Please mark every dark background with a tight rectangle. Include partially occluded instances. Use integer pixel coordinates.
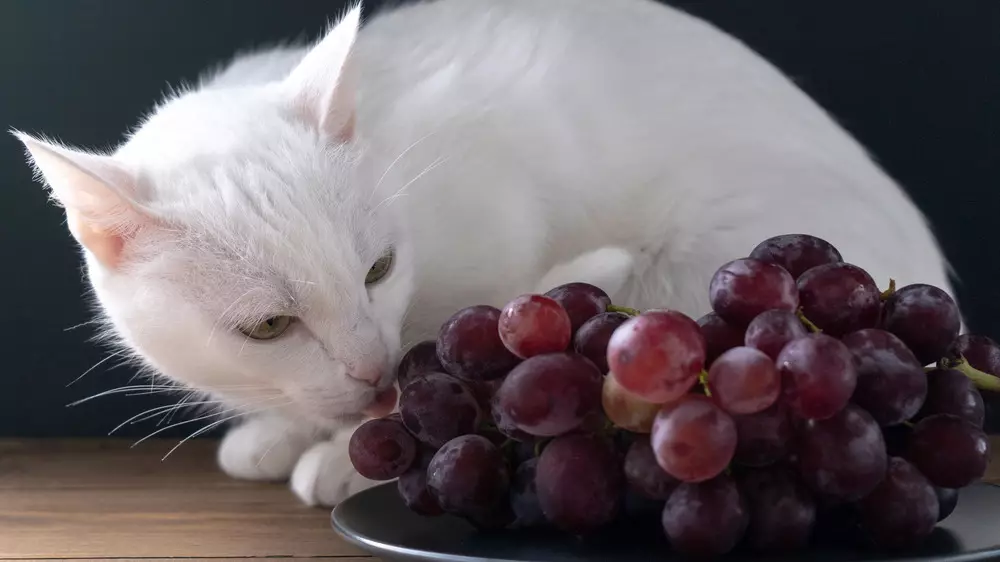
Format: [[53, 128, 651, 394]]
[[1, 0, 996, 438]]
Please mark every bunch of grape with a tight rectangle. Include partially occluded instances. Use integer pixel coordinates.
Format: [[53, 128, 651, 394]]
[[349, 233, 998, 558]]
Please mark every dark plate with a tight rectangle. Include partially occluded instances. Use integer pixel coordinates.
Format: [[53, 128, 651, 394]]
[[332, 483, 1000, 562]]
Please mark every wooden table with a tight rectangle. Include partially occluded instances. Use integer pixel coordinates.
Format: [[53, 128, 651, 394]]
[[1, 437, 998, 561]]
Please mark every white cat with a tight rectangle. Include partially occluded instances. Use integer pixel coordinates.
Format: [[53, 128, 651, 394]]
[[15, 0, 952, 506]]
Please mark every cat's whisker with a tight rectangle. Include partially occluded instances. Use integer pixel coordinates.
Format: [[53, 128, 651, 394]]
[[255, 431, 287, 468], [372, 156, 449, 214], [64, 319, 101, 332], [133, 394, 286, 449], [160, 399, 293, 461], [159, 392, 198, 427], [208, 287, 265, 347], [109, 399, 223, 435], [66, 350, 127, 387], [371, 128, 441, 199], [67, 385, 183, 407]]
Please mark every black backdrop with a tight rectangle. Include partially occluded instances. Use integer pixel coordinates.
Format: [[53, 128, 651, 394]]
[[0, 0, 996, 438]]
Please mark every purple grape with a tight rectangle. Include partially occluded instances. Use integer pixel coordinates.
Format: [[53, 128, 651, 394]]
[[842, 329, 927, 426], [709, 258, 799, 327], [749, 234, 843, 279], [919, 368, 985, 427], [509, 458, 547, 529], [536, 434, 623, 534], [934, 487, 959, 522], [744, 309, 808, 361], [573, 312, 629, 373], [396, 340, 444, 389], [426, 435, 510, 518], [697, 311, 746, 365], [777, 334, 857, 420], [400, 372, 482, 448], [661, 474, 748, 558], [733, 402, 792, 467], [490, 392, 534, 442], [544, 282, 611, 334], [797, 262, 880, 337], [882, 284, 961, 365], [796, 404, 887, 503], [858, 457, 939, 549], [949, 334, 1000, 375], [651, 395, 737, 483], [707, 346, 781, 415], [347, 417, 417, 480], [494, 353, 603, 437], [907, 414, 990, 488], [498, 294, 572, 359], [737, 466, 816, 552], [397, 449, 443, 516], [437, 305, 520, 381], [623, 437, 680, 500]]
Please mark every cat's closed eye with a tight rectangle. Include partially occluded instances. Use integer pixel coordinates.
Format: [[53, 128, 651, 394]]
[[365, 247, 394, 286], [239, 315, 294, 340]]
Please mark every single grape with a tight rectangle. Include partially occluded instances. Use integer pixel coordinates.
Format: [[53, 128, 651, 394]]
[[400, 372, 482, 448], [744, 309, 808, 361], [494, 352, 603, 437], [797, 262, 880, 337], [749, 233, 843, 279], [426, 435, 510, 518], [544, 282, 611, 334], [934, 487, 959, 522], [777, 334, 857, 420], [509, 458, 547, 529], [882, 284, 961, 365], [949, 334, 1000, 375], [737, 465, 816, 552], [397, 340, 444, 389], [661, 474, 748, 558], [907, 414, 990, 488], [919, 368, 985, 427], [606, 310, 706, 403], [732, 402, 792, 467], [498, 294, 572, 359], [858, 457, 939, 549], [842, 329, 927, 426], [574, 312, 629, 373], [602, 372, 672, 433], [437, 305, 520, 381], [347, 417, 417, 480], [651, 395, 737, 482], [397, 449, 443, 516], [707, 346, 781, 415], [624, 437, 680, 500], [709, 258, 799, 326], [490, 393, 534, 442], [697, 312, 746, 366], [536, 434, 623, 534], [796, 404, 887, 503]]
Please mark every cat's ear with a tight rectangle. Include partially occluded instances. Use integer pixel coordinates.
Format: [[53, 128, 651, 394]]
[[14, 132, 147, 270], [281, 4, 361, 142]]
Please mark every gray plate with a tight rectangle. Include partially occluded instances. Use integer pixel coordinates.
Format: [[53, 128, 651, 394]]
[[332, 483, 1000, 562]]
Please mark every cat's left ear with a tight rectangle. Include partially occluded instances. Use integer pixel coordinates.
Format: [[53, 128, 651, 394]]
[[282, 4, 362, 142], [13, 132, 148, 270]]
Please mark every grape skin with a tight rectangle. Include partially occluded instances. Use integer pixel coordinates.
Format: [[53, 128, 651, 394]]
[[732, 402, 792, 467], [544, 282, 611, 334], [841, 329, 927, 426], [602, 373, 664, 433], [437, 305, 520, 381], [907, 414, 990, 488], [949, 334, 1000, 375], [426, 435, 510, 519], [749, 233, 843, 279], [744, 309, 807, 361], [934, 487, 960, 522], [348, 417, 418, 480], [858, 457, 939, 549], [797, 262, 880, 337], [796, 404, 887, 503], [606, 310, 706, 403], [398, 449, 443, 516], [709, 258, 799, 327], [737, 466, 816, 552], [400, 372, 482, 448], [498, 294, 572, 359], [536, 434, 623, 534], [882, 284, 961, 366], [919, 368, 985, 427], [697, 312, 746, 366], [397, 340, 444, 389], [509, 458, 547, 529], [494, 353, 603, 437], [777, 334, 858, 420], [624, 437, 680, 500], [573, 312, 629, 373], [651, 395, 737, 483], [661, 475, 748, 558], [707, 346, 781, 415]]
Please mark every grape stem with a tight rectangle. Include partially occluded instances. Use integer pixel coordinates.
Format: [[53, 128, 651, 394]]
[[795, 308, 822, 334], [607, 304, 641, 316], [939, 356, 1000, 392], [879, 278, 897, 301], [698, 370, 712, 397]]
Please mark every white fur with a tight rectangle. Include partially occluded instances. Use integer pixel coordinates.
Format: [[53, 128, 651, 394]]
[[16, 0, 951, 506]]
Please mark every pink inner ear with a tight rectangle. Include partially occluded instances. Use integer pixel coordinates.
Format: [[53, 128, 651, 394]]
[[68, 209, 125, 270]]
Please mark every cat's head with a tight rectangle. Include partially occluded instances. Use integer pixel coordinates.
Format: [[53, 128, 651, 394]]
[[14, 7, 411, 429]]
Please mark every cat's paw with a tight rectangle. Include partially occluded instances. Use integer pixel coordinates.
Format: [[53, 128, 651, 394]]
[[534, 246, 634, 297], [217, 415, 320, 481], [290, 431, 377, 507]]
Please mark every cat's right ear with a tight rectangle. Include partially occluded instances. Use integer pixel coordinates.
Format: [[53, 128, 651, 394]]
[[13, 132, 148, 270]]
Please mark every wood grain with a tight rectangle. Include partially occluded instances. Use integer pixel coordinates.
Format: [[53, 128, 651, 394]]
[[0, 436, 997, 560]]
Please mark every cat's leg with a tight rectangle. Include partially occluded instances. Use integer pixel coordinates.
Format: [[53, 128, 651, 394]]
[[217, 414, 323, 481], [533, 246, 635, 298], [290, 426, 377, 506]]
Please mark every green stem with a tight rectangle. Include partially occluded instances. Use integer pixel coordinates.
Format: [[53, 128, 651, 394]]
[[796, 308, 822, 334], [607, 304, 641, 316], [940, 356, 1000, 392], [699, 370, 712, 397], [880, 278, 897, 301]]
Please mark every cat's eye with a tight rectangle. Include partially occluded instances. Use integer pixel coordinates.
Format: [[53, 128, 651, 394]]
[[239, 315, 294, 341], [365, 248, 395, 286]]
